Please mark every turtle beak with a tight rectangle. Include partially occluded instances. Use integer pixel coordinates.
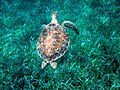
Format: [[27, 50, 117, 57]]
[[53, 11, 58, 17]]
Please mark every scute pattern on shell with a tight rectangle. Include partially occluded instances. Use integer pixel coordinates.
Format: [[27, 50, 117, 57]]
[[36, 23, 70, 62]]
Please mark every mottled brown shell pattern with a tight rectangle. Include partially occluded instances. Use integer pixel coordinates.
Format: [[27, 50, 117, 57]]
[[36, 23, 70, 62]]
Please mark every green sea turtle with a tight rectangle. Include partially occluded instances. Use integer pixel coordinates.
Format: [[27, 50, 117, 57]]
[[36, 12, 79, 69]]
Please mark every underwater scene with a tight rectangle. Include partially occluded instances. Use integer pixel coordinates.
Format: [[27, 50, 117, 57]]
[[0, 0, 120, 90]]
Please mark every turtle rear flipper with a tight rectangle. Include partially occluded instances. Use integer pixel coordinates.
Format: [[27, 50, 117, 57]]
[[50, 62, 57, 69], [62, 21, 79, 34]]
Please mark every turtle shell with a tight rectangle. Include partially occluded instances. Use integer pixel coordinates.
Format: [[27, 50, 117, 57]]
[[36, 23, 70, 62]]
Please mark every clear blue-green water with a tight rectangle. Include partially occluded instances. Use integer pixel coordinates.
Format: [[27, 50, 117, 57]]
[[0, 0, 120, 89]]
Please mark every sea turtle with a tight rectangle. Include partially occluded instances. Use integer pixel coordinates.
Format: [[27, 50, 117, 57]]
[[36, 11, 79, 69]]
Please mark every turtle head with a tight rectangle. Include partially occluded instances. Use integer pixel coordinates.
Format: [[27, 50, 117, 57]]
[[52, 11, 57, 18], [51, 11, 58, 24]]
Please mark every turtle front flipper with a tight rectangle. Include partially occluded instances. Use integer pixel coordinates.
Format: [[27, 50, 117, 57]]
[[62, 21, 79, 34], [50, 62, 57, 69], [41, 61, 47, 69], [41, 24, 46, 30]]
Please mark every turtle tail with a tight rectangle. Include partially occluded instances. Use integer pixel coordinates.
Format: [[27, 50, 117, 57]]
[[62, 21, 79, 34], [41, 61, 47, 69]]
